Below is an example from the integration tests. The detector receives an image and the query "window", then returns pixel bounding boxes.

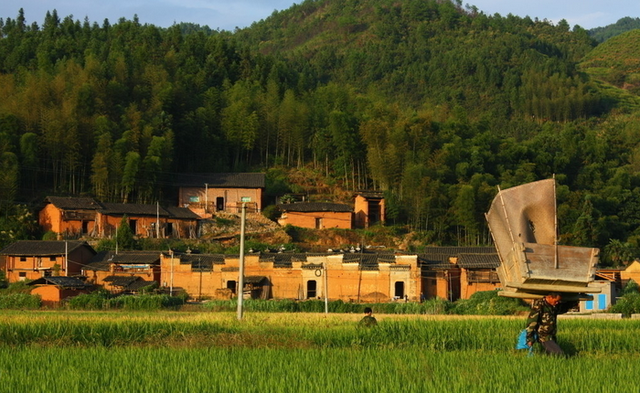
[19,256,27,262]
[189,196,200,203]
[18,272,26,281]
[307,280,317,299]
[50,256,57,262]
[315,217,323,229]
[241,196,251,203]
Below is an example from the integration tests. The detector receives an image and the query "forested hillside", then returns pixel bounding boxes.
[1,1,640,263]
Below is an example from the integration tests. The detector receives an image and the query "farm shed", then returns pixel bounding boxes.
[27,276,89,305]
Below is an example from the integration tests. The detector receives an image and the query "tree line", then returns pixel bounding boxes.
[1,2,640,263]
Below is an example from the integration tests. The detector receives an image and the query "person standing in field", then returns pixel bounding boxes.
[359,307,377,328]
[525,292,577,356]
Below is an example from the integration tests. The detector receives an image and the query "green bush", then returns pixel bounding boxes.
[0,293,41,309]
[610,292,640,316]
[450,290,528,315]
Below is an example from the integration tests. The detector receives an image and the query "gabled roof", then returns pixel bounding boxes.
[110,251,161,264]
[164,206,201,220]
[174,173,266,188]
[103,276,141,287]
[456,253,500,269]
[27,276,87,288]
[278,202,353,213]
[99,202,171,217]
[127,280,157,291]
[44,196,103,210]
[0,241,94,256]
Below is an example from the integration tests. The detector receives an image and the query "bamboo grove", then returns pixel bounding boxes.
[2,0,640,255]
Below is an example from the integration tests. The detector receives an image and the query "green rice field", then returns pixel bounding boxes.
[0,311,638,392]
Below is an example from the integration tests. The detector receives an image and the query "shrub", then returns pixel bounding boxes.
[0,293,41,309]
[450,290,528,315]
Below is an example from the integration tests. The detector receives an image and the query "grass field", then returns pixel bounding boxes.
[0,311,638,392]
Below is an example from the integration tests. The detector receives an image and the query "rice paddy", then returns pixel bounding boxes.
[0,311,638,392]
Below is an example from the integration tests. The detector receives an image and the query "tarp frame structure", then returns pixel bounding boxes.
[485,178,600,300]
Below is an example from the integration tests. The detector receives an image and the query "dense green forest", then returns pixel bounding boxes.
[1,0,640,264]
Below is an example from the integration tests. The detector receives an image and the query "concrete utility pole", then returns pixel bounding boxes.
[237,203,247,320]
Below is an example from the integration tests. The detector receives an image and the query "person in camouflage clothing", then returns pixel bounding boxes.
[358,307,377,328]
[525,293,577,356]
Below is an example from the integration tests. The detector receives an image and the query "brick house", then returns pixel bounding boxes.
[277,202,353,229]
[160,251,421,302]
[38,197,200,240]
[95,203,199,239]
[27,276,89,306]
[354,192,385,228]
[176,173,266,218]
[420,247,498,301]
[39,196,103,238]
[0,240,96,282]
[83,250,161,292]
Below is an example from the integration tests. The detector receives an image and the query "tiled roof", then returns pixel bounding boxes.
[174,173,266,188]
[0,241,93,256]
[27,276,87,288]
[45,196,103,210]
[110,251,161,264]
[421,246,496,255]
[456,253,500,269]
[278,202,353,213]
[127,280,157,291]
[164,206,200,220]
[84,251,115,271]
[100,202,171,217]
[180,254,226,265]
[103,276,140,287]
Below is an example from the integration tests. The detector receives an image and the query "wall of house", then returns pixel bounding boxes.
[30,286,88,303]
[278,211,353,229]
[459,269,501,299]
[5,248,89,283]
[354,195,385,229]
[179,187,263,217]
[38,205,96,237]
[159,253,421,302]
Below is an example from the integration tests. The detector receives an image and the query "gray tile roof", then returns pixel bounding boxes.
[110,251,161,264]
[100,202,171,217]
[278,202,353,213]
[164,206,200,220]
[103,276,141,287]
[45,196,103,210]
[0,241,93,256]
[456,253,500,269]
[174,173,266,188]
[27,276,87,288]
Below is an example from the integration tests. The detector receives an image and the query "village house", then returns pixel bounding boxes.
[27,276,89,306]
[277,202,354,229]
[175,173,266,218]
[160,250,421,302]
[39,196,103,238]
[419,247,499,301]
[83,250,161,293]
[354,191,385,228]
[38,197,200,240]
[0,240,96,282]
